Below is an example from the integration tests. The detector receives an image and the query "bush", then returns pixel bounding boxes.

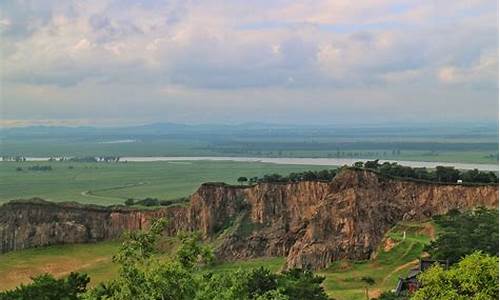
[0,272,89,300]
[425,208,498,263]
[413,252,498,300]
[249,169,337,183]
[124,198,135,206]
[357,160,498,184]
[135,197,160,206]
[159,200,173,206]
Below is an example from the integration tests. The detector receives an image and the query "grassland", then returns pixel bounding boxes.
[0,161,334,205]
[1,123,498,165]
[0,221,433,300]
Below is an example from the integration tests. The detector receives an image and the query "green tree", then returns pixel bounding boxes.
[278,269,329,300]
[84,218,331,300]
[238,176,249,184]
[435,166,460,182]
[0,272,89,300]
[364,160,380,170]
[353,161,364,168]
[425,208,498,263]
[412,252,498,300]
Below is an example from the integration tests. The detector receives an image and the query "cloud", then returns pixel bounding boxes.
[0,0,498,124]
[437,50,498,87]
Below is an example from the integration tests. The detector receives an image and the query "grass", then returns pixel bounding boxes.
[0,241,121,291]
[0,161,334,205]
[320,221,433,299]
[0,221,433,299]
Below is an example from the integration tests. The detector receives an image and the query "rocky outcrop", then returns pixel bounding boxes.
[0,198,179,253]
[189,170,497,269]
[0,168,497,270]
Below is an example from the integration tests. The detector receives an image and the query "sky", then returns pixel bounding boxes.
[0,0,498,126]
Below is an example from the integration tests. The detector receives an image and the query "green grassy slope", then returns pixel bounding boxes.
[0,161,333,205]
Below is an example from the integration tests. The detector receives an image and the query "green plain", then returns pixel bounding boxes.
[0,161,334,205]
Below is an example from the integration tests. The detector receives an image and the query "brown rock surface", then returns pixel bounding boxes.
[0,168,497,270]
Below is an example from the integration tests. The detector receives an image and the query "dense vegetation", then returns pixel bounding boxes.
[425,208,498,263]
[124,197,188,207]
[375,252,499,300]
[243,160,498,185]
[245,169,337,183]
[374,208,499,299]
[356,160,498,184]
[412,252,498,300]
[0,272,89,300]
[85,219,330,300]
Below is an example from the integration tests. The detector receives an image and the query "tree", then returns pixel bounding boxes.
[412,252,498,300]
[435,166,460,183]
[278,269,329,300]
[364,160,380,170]
[0,272,89,300]
[124,198,135,206]
[238,177,248,184]
[353,161,364,168]
[425,208,498,263]
[84,218,332,299]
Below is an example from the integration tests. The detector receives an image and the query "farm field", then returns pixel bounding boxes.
[0,160,333,205]
[0,221,433,300]
[2,123,498,164]
[1,140,498,164]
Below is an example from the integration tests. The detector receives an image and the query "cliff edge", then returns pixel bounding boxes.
[0,168,497,270]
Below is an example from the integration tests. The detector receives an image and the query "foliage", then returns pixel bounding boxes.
[278,269,329,300]
[124,197,178,207]
[412,252,499,300]
[0,272,89,300]
[425,208,498,263]
[238,177,248,183]
[248,169,337,183]
[175,232,214,269]
[358,160,498,184]
[84,218,330,300]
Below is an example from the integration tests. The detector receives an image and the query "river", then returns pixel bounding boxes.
[16,156,499,171]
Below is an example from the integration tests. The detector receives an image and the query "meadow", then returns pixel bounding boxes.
[0,221,432,300]
[0,160,333,205]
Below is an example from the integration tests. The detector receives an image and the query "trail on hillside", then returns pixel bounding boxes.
[381,259,419,285]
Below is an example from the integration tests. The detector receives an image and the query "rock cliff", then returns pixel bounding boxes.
[0,168,497,270]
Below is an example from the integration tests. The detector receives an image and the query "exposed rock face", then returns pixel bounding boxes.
[0,199,173,253]
[0,169,497,270]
